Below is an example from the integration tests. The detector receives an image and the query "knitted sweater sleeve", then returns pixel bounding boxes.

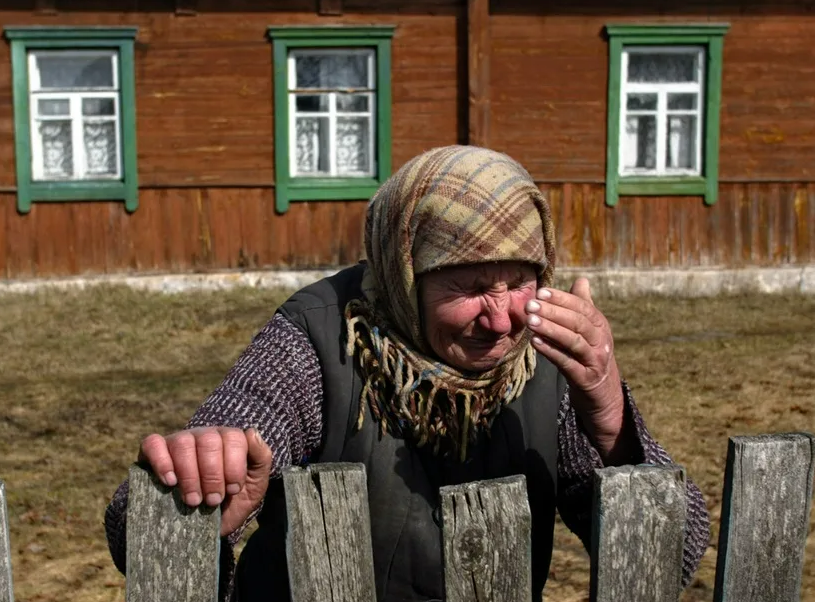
[556,381,710,588]
[103,313,325,601]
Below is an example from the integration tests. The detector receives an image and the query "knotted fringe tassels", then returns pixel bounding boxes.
[345,299,537,462]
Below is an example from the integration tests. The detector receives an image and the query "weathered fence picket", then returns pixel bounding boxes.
[126,464,221,602]
[283,463,377,602]
[0,481,13,602]
[440,475,532,602]
[713,433,815,602]
[0,432,813,601]
[589,465,687,602]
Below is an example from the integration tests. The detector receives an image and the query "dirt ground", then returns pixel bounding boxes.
[0,285,813,602]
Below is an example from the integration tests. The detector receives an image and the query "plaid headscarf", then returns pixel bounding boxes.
[345,145,556,460]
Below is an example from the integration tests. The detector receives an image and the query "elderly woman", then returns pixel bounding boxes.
[105,145,709,601]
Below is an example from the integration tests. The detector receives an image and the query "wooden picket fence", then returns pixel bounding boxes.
[0,433,813,602]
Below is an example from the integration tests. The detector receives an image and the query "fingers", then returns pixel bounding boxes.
[139,434,178,487]
[167,430,204,507]
[194,429,226,507]
[524,279,615,392]
[221,428,250,496]
[536,283,598,318]
[218,429,273,537]
[141,427,255,508]
[569,276,594,306]
[528,333,581,376]
[245,428,273,475]
[525,305,594,362]
[525,297,603,349]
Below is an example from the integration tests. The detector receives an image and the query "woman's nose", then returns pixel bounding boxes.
[479,295,512,335]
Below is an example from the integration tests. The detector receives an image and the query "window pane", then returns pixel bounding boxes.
[626,93,657,111]
[82,98,116,116]
[294,53,370,89]
[37,98,70,116]
[337,94,369,112]
[295,117,330,174]
[37,121,74,179]
[627,51,699,83]
[35,53,115,89]
[336,117,371,174]
[666,115,697,170]
[623,115,656,170]
[84,122,118,176]
[668,93,698,111]
[295,94,329,112]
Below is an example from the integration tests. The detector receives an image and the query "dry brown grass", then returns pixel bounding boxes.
[0,286,813,602]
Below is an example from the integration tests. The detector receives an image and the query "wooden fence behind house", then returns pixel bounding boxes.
[0,433,813,601]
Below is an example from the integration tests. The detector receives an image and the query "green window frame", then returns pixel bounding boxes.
[267,26,394,214]
[4,26,138,214]
[605,24,729,207]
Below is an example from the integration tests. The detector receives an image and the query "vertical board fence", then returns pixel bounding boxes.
[590,465,687,602]
[440,476,532,602]
[714,434,815,602]
[283,463,377,602]
[0,482,13,602]
[0,433,813,601]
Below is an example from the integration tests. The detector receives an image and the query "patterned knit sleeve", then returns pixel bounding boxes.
[103,312,325,601]
[556,380,710,588]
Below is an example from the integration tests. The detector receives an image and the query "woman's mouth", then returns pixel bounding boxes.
[463,337,504,351]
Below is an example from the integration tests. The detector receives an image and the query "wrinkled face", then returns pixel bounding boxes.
[418,261,538,372]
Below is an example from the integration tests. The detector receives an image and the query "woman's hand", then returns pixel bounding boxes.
[139,426,272,536]
[524,277,631,464]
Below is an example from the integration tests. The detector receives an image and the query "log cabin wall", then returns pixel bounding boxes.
[489,2,815,268]
[0,0,813,278]
[0,0,464,277]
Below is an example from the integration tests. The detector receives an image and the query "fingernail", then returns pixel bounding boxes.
[537,288,552,299]
[527,315,541,327]
[186,492,202,507]
[526,300,541,313]
[205,493,222,507]
[532,336,544,346]
[226,483,241,495]
[163,471,177,487]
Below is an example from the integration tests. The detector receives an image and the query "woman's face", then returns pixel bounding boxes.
[419,261,538,372]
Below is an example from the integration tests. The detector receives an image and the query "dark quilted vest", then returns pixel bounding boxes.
[235,263,564,602]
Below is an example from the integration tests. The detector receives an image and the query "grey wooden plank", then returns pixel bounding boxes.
[283,462,376,602]
[440,475,532,602]
[0,481,14,602]
[126,464,220,602]
[590,465,686,602]
[713,433,815,602]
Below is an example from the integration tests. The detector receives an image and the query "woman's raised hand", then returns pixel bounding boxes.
[524,277,630,463]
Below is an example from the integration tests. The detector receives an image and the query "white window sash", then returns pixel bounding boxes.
[328,90,337,175]
[287,49,377,178]
[30,91,122,180]
[624,83,702,93]
[619,46,705,177]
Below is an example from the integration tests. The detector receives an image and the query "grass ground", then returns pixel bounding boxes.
[0,285,813,601]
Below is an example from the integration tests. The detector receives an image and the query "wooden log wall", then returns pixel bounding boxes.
[1,183,814,278]
[489,8,815,182]
[0,0,463,278]
[0,1,814,278]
